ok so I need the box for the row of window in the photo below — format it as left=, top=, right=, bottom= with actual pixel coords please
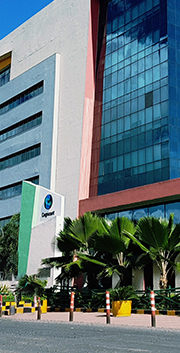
left=0, top=112, right=42, bottom=143
left=101, top=77, right=168, bottom=112
left=0, top=66, right=10, bottom=88
left=102, top=100, right=168, bottom=130
left=103, top=43, right=168, bottom=81
left=105, top=23, right=167, bottom=57
left=105, top=33, right=167, bottom=67
left=0, top=144, right=41, bottom=171
left=98, top=165, right=169, bottom=195
left=101, top=116, right=168, bottom=140
left=100, top=125, right=169, bottom=161
left=108, top=0, right=160, bottom=34
left=103, top=63, right=168, bottom=103
left=99, top=141, right=169, bottom=175
left=0, top=176, right=39, bottom=200
left=104, top=51, right=168, bottom=89
left=0, top=81, right=43, bottom=116
left=104, top=201, right=180, bottom=225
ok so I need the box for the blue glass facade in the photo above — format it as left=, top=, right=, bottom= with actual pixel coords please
left=97, top=0, right=172, bottom=195
left=168, top=0, right=180, bottom=179
left=104, top=201, right=180, bottom=224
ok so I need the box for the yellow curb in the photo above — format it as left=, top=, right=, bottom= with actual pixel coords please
left=55, top=308, right=61, bottom=312
left=16, top=307, right=24, bottom=314
left=98, top=308, right=105, bottom=313
left=167, top=310, right=176, bottom=316
left=24, top=303, right=32, bottom=307
left=136, top=309, right=144, bottom=314
left=75, top=308, right=81, bottom=312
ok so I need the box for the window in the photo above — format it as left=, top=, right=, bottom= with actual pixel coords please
left=145, top=91, right=153, bottom=108
left=0, top=66, right=10, bottom=87
left=0, top=112, right=42, bottom=143
left=0, top=144, right=41, bottom=171
left=0, top=176, right=39, bottom=200
left=0, top=81, right=43, bottom=115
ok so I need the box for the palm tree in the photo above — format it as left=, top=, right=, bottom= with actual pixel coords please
left=42, top=213, right=108, bottom=288
left=42, top=214, right=137, bottom=289
left=124, top=215, right=180, bottom=289
left=42, top=217, right=82, bottom=283
left=91, top=217, right=136, bottom=286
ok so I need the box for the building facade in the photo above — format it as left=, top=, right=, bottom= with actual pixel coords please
left=0, top=0, right=90, bottom=225
left=0, top=0, right=180, bottom=287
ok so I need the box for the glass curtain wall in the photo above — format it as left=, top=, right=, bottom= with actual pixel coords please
left=104, top=201, right=180, bottom=224
left=167, top=0, right=180, bottom=179
left=96, top=0, right=169, bottom=195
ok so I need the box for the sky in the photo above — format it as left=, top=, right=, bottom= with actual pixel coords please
left=0, top=0, right=54, bottom=40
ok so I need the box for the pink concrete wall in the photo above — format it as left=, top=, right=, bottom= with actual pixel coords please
left=79, top=178, right=180, bottom=216
left=78, top=0, right=99, bottom=205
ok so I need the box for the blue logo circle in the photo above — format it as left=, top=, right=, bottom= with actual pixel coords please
left=44, top=194, right=53, bottom=210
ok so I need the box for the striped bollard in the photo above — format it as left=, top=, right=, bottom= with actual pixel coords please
left=150, top=291, right=156, bottom=327
left=0, top=295, right=2, bottom=317
left=34, top=295, right=37, bottom=308
left=69, top=291, right=75, bottom=322
left=37, top=297, right=41, bottom=320
left=106, top=291, right=110, bottom=324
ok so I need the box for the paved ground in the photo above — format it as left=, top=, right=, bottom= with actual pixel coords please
left=3, top=311, right=180, bottom=330
left=0, top=317, right=180, bottom=353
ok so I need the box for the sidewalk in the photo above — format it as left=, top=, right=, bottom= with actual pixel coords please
left=3, top=312, right=180, bottom=330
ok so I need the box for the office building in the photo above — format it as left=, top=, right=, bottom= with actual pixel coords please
left=0, top=0, right=180, bottom=288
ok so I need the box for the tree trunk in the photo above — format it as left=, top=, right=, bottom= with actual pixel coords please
left=159, top=261, right=168, bottom=289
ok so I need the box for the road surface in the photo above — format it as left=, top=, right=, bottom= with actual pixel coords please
left=0, top=319, right=180, bottom=353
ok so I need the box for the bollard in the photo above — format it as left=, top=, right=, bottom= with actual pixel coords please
left=106, top=291, right=110, bottom=324
left=69, top=291, right=75, bottom=322
left=150, top=290, right=156, bottom=327
left=0, top=295, right=2, bottom=317
left=37, top=297, right=41, bottom=320
left=34, top=295, right=37, bottom=308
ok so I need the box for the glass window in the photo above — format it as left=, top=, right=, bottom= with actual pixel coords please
left=145, top=91, right=153, bottom=108
left=0, top=112, right=42, bottom=143
left=138, top=58, right=145, bottom=73
left=146, top=146, right=153, bottom=163
left=138, top=149, right=145, bottom=165
left=153, top=89, right=160, bottom=104
left=0, top=144, right=41, bottom=171
left=0, top=66, right=10, bottom=87
left=0, top=176, right=39, bottom=200
left=166, top=202, right=180, bottom=223
left=161, top=86, right=168, bottom=101
left=117, top=119, right=123, bottom=133
left=160, top=62, right=168, bottom=78
left=138, top=73, right=145, bottom=88
left=154, top=144, right=161, bottom=160
left=146, top=107, right=152, bottom=123
left=153, top=104, right=161, bottom=119
left=0, top=81, right=43, bottom=116
left=160, top=47, right=168, bottom=62
left=161, top=101, right=168, bottom=117
left=133, top=208, right=148, bottom=222
left=149, top=204, right=164, bottom=218
left=118, top=155, right=123, bottom=170
left=118, top=210, right=132, bottom=220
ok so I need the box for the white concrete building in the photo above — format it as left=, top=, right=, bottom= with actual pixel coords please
left=0, top=0, right=91, bottom=225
